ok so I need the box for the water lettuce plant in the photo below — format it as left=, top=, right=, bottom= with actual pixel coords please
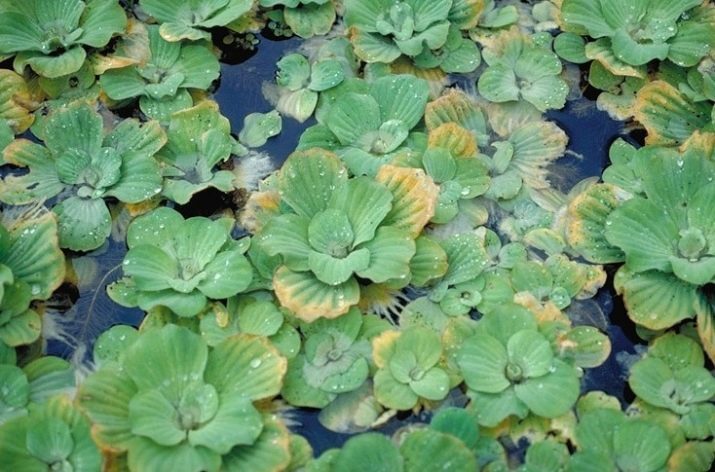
left=78, top=324, right=288, bottom=471
left=0, top=209, right=64, bottom=349
left=99, top=26, right=220, bottom=120
left=478, top=32, right=569, bottom=112
left=0, top=356, right=75, bottom=423
left=343, top=0, right=482, bottom=72
left=108, top=207, right=253, bottom=317
left=259, top=0, right=336, bottom=39
left=612, top=143, right=715, bottom=332
left=372, top=326, right=450, bottom=410
left=395, top=123, right=490, bottom=224
left=155, top=101, right=238, bottom=204
left=0, top=396, right=100, bottom=471
left=570, top=407, right=674, bottom=472
left=0, top=0, right=713, bottom=469
left=457, top=304, right=580, bottom=426
left=282, top=308, right=385, bottom=408
left=199, top=293, right=301, bottom=359
left=299, top=74, right=430, bottom=175
left=634, top=79, right=714, bottom=146
left=256, top=148, right=438, bottom=320
left=139, top=0, right=254, bottom=41
left=0, top=101, right=165, bottom=251
left=0, top=0, right=127, bottom=78
left=274, top=52, right=346, bottom=123
left=308, top=407, right=492, bottom=471
left=628, top=333, right=715, bottom=439
left=560, top=0, right=715, bottom=71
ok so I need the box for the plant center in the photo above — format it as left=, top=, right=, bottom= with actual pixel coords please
left=409, top=366, right=425, bottom=381
left=505, top=363, right=523, bottom=382
left=678, top=227, right=707, bottom=260
left=376, top=3, right=415, bottom=41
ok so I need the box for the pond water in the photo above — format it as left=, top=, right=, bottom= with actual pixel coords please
left=43, top=33, right=644, bottom=455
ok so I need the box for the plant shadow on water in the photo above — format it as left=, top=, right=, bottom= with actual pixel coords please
left=44, top=33, right=642, bottom=455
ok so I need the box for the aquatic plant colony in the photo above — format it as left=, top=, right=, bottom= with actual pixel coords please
left=1, top=0, right=715, bottom=470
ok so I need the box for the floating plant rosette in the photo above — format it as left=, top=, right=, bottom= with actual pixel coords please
left=0, top=0, right=715, bottom=470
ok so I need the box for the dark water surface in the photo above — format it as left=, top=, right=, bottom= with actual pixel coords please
left=45, top=34, right=642, bottom=455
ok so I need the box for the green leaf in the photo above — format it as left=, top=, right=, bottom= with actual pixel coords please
left=560, top=326, right=611, bottom=368
left=309, top=249, right=370, bottom=286
left=327, top=92, right=381, bottom=146
left=0, top=364, right=29, bottom=421
left=409, top=367, right=449, bottom=400
left=356, top=226, right=415, bottom=283
left=16, top=46, right=86, bottom=78
left=521, top=75, right=569, bottom=112
left=309, top=59, right=344, bottom=92
left=437, top=233, right=487, bottom=289
left=127, top=207, right=184, bottom=249
left=197, top=249, right=253, bottom=299
left=458, top=333, right=509, bottom=393
left=613, top=419, right=671, bottom=472
left=76, top=0, right=127, bottom=47
left=239, top=110, right=282, bottom=148
left=611, top=27, right=669, bottom=66
left=205, top=334, right=286, bottom=401
left=333, top=433, right=404, bottom=472
left=273, top=266, right=360, bottom=321
left=668, top=20, right=714, bottom=67
left=284, top=2, right=336, bottom=38
left=278, top=149, right=347, bottom=218
left=615, top=268, right=698, bottom=330
left=629, top=357, right=715, bottom=414
left=188, top=395, right=262, bottom=452
left=221, top=414, right=292, bottom=472
left=307, top=209, right=355, bottom=255
left=158, top=22, right=209, bottom=42
left=123, top=245, right=178, bottom=291
left=0, top=211, right=64, bottom=300
left=478, top=64, right=520, bottom=103
left=605, top=197, right=678, bottom=274
left=429, top=407, right=479, bottom=449
left=93, top=325, right=139, bottom=367
left=53, top=197, right=111, bottom=251
left=506, top=330, right=553, bottom=379
left=137, top=289, right=208, bottom=317
left=123, top=325, right=208, bottom=398
left=127, top=436, right=220, bottom=472
left=468, top=388, right=528, bottom=427
left=77, top=366, right=137, bottom=449
left=330, top=177, right=393, bottom=246
left=106, top=152, right=163, bottom=203
left=259, top=214, right=311, bottom=271
left=373, top=368, right=419, bottom=410
left=409, top=236, right=448, bottom=287
left=565, top=183, right=625, bottom=264
left=129, top=389, right=186, bottom=446
left=25, top=417, right=74, bottom=463
left=277, top=88, right=319, bottom=123
left=277, top=54, right=310, bottom=91
left=236, top=299, right=284, bottom=337
left=554, top=32, right=589, bottom=63
left=43, top=102, right=102, bottom=158
left=560, top=0, right=614, bottom=37
left=514, top=360, right=579, bottom=418
left=350, top=30, right=403, bottom=64
left=401, top=429, right=476, bottom=472
left=0, top=307, right=41, bottom=347
left=370, top=75, right=430, bottom=131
